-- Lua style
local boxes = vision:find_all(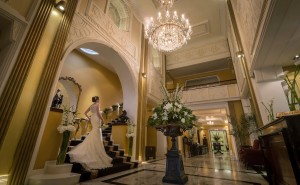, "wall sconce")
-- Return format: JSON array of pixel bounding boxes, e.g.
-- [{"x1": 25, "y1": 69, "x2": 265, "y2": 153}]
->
[
  {"x1": 55, "y1": 0, "x2": 67, "y2": 12},
  {"x1": 236, "y1": 51, "x2": 244, "y2": 58},
  {"x1": 293, "y1": 54, "x2": 300, "y2": 65},
  {"x1": 142, "y1": 73, "x2": 147, "y2": 78}
]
